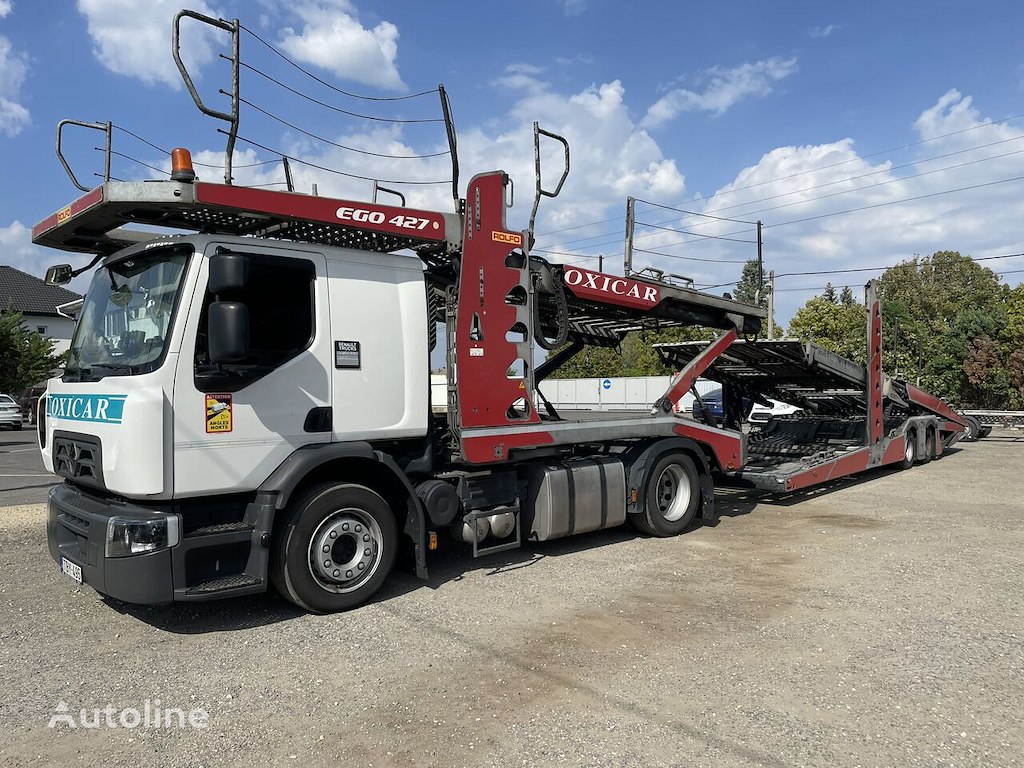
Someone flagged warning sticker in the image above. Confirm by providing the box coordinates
[206,393,232,433]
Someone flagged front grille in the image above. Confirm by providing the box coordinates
[52,433,104,489]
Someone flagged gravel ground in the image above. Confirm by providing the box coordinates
[0,436,1021,767]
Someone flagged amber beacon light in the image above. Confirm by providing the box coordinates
[170,147,196,182]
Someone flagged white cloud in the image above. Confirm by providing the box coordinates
[278,1,404,91]
[0,1,12,18]
[76,0,222,89]
[166,73,683,253]
[0,222,94,293]
[808,24,838,38]
[643,57,798,127]
[629,90,1024,324]
[561,0,586,16]
[0,34,29,136]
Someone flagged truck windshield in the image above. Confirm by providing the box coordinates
[64,245,192,381]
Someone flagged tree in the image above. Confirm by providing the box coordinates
[733,259,768,307]
[0,309,66,394]
[549,325,719,378]
[878,251,1006,403]
[787,293,866,363]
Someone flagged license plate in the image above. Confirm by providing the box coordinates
[61,557,83,584]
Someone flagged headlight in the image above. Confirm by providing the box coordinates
[106,515,180,558]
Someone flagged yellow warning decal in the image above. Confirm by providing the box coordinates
[205,393,232,433]
[491,230,523,246]
[56,206,73,224]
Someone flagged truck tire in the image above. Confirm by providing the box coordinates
[900,431,917,470]
[271,482,397,613]
[629,452,700,537]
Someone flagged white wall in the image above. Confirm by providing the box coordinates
[430,373,718,413]
[21,313,75,355]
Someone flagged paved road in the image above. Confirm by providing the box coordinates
[0,425,56,506]
[0,436,1021,767]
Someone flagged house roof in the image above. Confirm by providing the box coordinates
[0,265,82,316]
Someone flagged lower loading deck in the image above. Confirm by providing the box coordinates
[728,414,910,492]
[653,338,965,492]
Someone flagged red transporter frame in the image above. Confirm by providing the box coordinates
[33,172,764,477]
[655,282,967,493]
[448,172,752,471]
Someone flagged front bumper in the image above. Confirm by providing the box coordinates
[47,484,175,603]
[47,483,269,604]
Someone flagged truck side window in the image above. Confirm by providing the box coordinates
[195,252,315,391]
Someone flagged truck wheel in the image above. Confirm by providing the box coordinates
[630,453,700,537]
[271,483,397,613]
[900,431,917,470]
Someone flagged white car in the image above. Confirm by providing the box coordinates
[0,394,23,430]
[748,397,802,424]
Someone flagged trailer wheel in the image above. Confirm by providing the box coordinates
[630,453,701,537]
[920,428,936,464]
[900,431,917,470]
[271,483,397,613]
[963,416,981,442]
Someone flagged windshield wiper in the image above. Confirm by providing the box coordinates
[63,365,89,382]
[92,362,139,374]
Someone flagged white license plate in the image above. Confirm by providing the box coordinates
[61,557,83,584]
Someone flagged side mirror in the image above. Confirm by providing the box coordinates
[208,301,249,363]
[45,264,73,285]
[208,252,249,294]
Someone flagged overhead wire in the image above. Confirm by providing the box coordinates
[225,130,450,185]
[236,60,444,123]
[235,94,450,159]
[540,110,1024,237]
[238,23,438,102]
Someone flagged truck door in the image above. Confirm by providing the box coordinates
[172,244,332,496]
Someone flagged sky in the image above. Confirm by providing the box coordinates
[2,0,1024,326]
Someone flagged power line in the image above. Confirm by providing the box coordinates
[633,247,749,264]
[237,60,445,123]
[695,251,1024,290]
[632,197,756,225]
[634,219,757,244]
[226,131,450,185]
[111,124,280,169]
[540,113,1024,241]
[764,174,1024,231]
[239,24,438,102]
[775,251,1024,279]
[236,94,450,159]
[714,146,1024,222]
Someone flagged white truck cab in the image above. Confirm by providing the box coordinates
[43,231,430,606]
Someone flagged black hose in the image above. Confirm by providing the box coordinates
[532,265,569,351]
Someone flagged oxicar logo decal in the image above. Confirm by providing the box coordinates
[47,394,127,424]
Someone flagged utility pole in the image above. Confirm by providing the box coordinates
[756,220,763,299]
[598,254,604,272]
[767,270,775,340]
[624,197,635,276]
